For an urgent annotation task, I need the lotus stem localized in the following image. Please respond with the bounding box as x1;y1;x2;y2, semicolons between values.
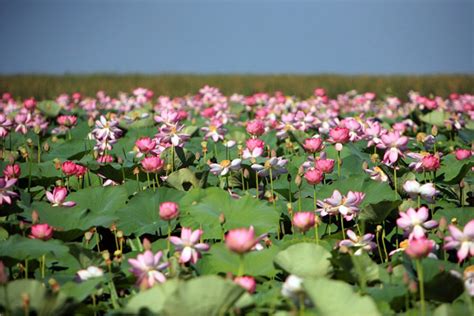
381;226;388;263
340;215;346;239
255;172;259;199
376;230;384;262
393;167;397;199
146;172;151;191
269;168;276;209
167;221;171;254
314;223;319;245
416;259;426;316
337;150;341;177
41;255;45;279
238;254;245;277
313;185;317;210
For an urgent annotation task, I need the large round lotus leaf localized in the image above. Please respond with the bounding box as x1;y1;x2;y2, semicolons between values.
24;185;128;232
438;154;474;184
304;278;381;316
162;275;245;316
197;243;280;277
179;187;280;240
123;279;180;314
115;187;185;236
273;243;332;278
0;235;69;260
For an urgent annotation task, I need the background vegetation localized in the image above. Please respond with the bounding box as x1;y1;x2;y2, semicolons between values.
1;74;473;99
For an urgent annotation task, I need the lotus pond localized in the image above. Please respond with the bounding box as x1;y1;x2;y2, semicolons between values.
0;88;473;315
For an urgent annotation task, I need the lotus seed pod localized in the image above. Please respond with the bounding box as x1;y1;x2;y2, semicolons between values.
42;142;50;152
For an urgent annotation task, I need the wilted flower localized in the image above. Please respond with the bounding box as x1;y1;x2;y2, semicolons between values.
444;220;474;262
46;186;76;207
339;230;376;255
159;201;180;220
396;207;438;239
209;159;241;176
225;226;264;254
0;177;18;205
364;166;388;182
234;276;256;294
76;266;104;282
29;223;54;240
128;250;169;288
169;228;210;264
403;180;438;203
292;212;316;232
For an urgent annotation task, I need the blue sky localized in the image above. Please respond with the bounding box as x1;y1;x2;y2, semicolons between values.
0;0;472;74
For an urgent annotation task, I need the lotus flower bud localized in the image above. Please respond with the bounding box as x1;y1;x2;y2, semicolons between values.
219;213;226;225
159;202;179;221
142;238;151;251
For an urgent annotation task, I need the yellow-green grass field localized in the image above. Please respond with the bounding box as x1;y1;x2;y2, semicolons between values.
1;74;473;99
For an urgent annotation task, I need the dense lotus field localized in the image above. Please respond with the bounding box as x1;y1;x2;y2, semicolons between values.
0;87;473;315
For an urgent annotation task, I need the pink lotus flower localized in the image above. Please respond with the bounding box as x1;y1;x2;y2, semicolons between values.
62;161;78;176
23;98;36;111
75;165;88;178
403;180;438;203
396;207;437;239
421;154;440;171
128;250;169;289
405;237;434;259
0;114;12;138
339;230;376;255
225;226;264;254
444;220;474;262
314;88;326;97
3;164;21;179
159;202;180;221
0;177;18;205
234;276;256;293
329;127;350;146
135;137;156;155
97;154;114;163
141;156;164;173
201;121;226;142
251;157;288;178
46;187;76;207
57;115;77;127
314;158;335;174
29;223;54;240
242;138;265;160
92;115;122;141
304;168;324;185
377;131;408;166
455;149;472;160
303;137;324;153
292;212;316;232
316;190;365;221
246;120;265;136
169;228;209;264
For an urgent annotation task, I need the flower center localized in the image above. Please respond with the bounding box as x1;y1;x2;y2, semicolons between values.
220;160;231;168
